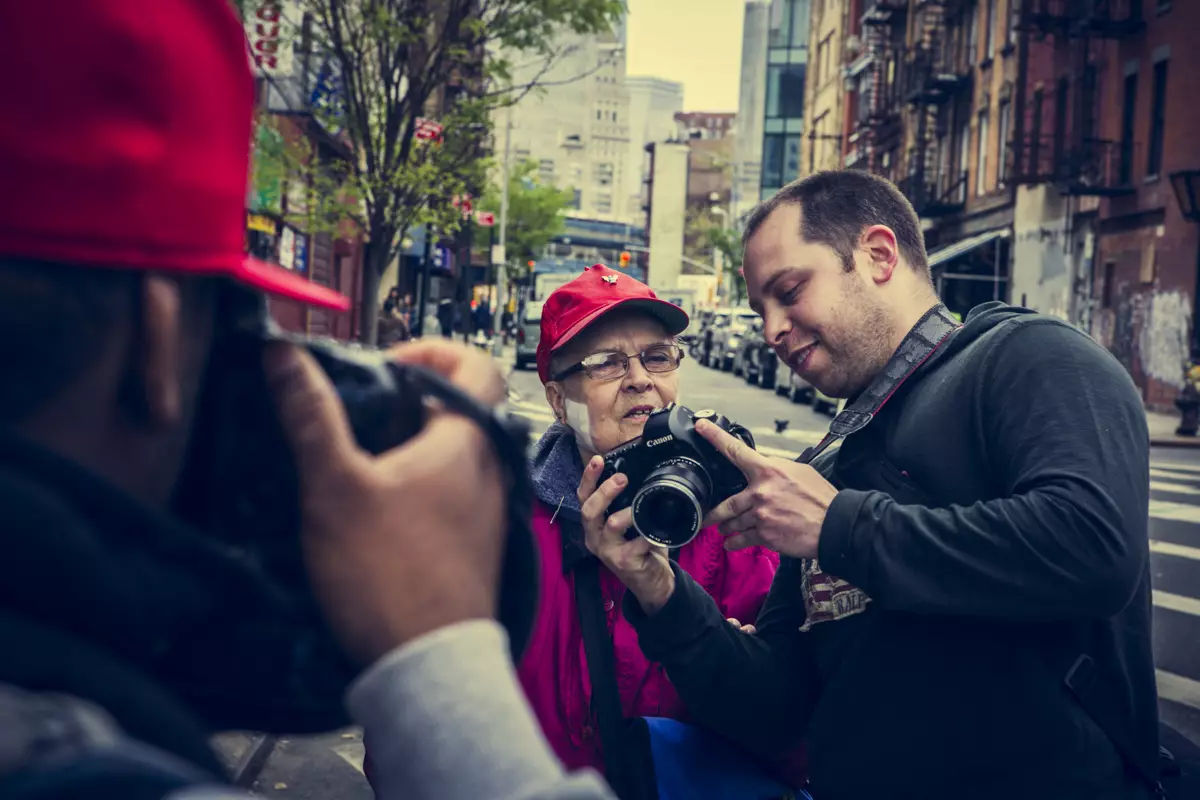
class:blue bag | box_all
[639,716,805,800]
[573,553,807,800]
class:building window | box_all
[1147,59,1169,177]
[1052,76,1069,168]
[1120,71,1137,184]
[985,0,996,60]
[976,111,990,196]
[766,63,807,119]
[790,0,811,50]
[1006,0,1018,47]
[762,133,802,189]
[768,0,792,48]
[997,100,1011,183]
[967,3,979,65]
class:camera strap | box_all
[798,304,962,465]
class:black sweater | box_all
[626,303,1158,800]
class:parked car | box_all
[731,319,762,378]
[514,300,545,370]
[710,308,759,371]
[776,362,814,404]
[698,308,732,367]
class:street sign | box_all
[475,211,496,226]
[492,244,506,265]
[415,117,443,142]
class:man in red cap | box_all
[0,2,614,799]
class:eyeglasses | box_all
[551,343,685,382]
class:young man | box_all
[585,171,1158,799]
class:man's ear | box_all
[545,381,567,425]
[860,224,900,284]
[123,275,183,431]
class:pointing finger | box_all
[702,487,752,528]
[695,419,770,479]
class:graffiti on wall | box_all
[1139,290,1191,389]
[1099,287,1192,391]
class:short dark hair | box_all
[0,258,141,421]
[742,170,930,280]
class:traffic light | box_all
[619,251,631,268]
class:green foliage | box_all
[292,0,623,268]
[474,160,574,271]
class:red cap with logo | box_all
[0,0,349,311]
[536,264,689,383]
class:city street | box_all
[211,349,1200,794]
[506,349,1200,747]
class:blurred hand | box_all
[697,419,838,560]
[578,455,675,614]
[265,339,508,665]
[726,617,757,635]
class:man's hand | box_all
[696,419,838,559]
[577,455,675,613]
[265,339,509,666]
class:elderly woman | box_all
[517,264,780,784]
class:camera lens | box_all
[631,459,711,548]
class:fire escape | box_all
[851,0,908,175]
[896,0,971,218]
[1009,0,1144,196]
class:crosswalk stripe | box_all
[1150,499,1200,524]
[1150,540,1200,561]
[1154,590,1200,617]
[1151,460,1200,475]
[1151,480,1200,496]
[1157,669,1200,713]
[1150,467,1200,481]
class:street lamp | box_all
[1169,169,1200,434]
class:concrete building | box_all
[499,21,633,222]
[626,77,686,221]
[733,0,771,222]
[644,140,692,291]
[801,0,850,175]
[760,0,812,200]
[1008,0,1199,409]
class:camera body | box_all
[600,404,755,548]
[169,289,538,733]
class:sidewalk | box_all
[1148,409,1200,448]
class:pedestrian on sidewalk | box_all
[589,170,1161,800]
[0,3,616,800]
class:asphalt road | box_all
[210,346,1200,793]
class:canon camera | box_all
[600,404,755,548]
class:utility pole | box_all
[491,104,513,354]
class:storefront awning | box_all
[927,228,1009,269]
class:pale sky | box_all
[625,0,746,112]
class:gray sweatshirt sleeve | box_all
[345,619,617,800]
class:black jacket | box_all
[0,435,356,782]
[626,303,1158,800]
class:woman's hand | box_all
[577,455,676,614]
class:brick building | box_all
[1007,0,1195,409]
[803,0,1191,407]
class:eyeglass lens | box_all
[582,344,682,379]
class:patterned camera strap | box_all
[798,304,962,465]
[794,304,961,632]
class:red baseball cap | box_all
[537,264,689,383]
[0,0,349,311]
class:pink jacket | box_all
[516,495,779,774]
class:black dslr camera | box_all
[170,287,538,734]
[600,403,755,548]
